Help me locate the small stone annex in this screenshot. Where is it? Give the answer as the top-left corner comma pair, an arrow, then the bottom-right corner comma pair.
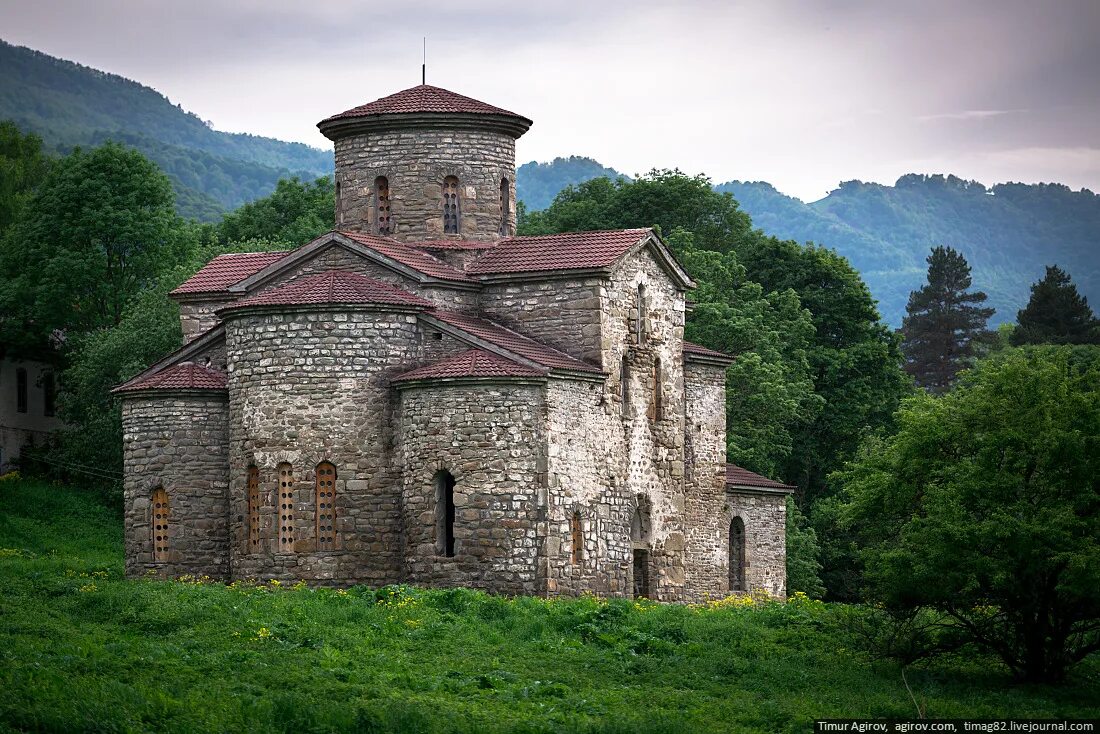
114,84 -> 793,601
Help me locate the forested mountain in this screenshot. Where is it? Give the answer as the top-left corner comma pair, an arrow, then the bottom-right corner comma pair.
516,156 -> 626,211
0,40 -> 332,220
717,176 -> 1100,326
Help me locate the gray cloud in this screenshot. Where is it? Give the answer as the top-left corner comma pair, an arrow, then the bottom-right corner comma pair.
2,0 -> 1098,201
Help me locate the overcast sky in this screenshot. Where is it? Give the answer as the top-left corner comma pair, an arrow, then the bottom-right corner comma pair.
3,0 -> 1099,202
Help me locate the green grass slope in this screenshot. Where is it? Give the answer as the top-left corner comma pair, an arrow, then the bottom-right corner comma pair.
1,478 -> 1096,733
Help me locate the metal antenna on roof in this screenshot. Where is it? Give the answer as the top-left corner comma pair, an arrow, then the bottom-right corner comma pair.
422,37 -> 426,85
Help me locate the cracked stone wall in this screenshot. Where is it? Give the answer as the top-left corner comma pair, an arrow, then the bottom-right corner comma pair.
335,128 -> 516,243
224,308 -> 422,584
396,381 -> 545,595
121,394 -> 230,579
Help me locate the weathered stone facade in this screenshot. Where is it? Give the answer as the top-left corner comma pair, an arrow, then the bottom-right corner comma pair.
116,84 -> 791,600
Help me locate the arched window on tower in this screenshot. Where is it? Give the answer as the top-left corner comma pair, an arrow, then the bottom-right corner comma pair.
277,462 -> 294,553
499,177 -> 511,237
315,462 -> 336,550
247,465 -> 260,553
636,283 -> 647,344
442,176 -> 460,234
375,176 -> 392,235
570,511 -> 584,566
434,470 -> 456,557
152,486 -> 169,563
729,517 -> 746,592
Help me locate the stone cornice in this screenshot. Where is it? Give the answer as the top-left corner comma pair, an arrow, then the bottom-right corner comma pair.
319,112 -> 532,142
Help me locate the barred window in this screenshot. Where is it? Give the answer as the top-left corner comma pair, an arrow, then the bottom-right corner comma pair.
315,462 -> 336,551
375,176 -> 392,235
277,463 -> 294,552
442,176 -> 460,234
152,487 -> 169,563
247,465 -> 260,553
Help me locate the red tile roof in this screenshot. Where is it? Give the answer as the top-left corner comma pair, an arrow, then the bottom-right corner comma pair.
394,349 -> 545,383
466,229 -> 651,275
726,464 -> 795,491
115,362 -> 227,393
170,251 -> 290,296
322,85 -> 528,122
429,310 -> 602,374
683,341 -> 734,361
415,239 -> 499,251
340,230 -> 473,282
223,271 -> 432,311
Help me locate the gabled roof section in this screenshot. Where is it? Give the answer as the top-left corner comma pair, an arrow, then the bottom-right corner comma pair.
726,464 -> 795,493
424,310 -> 603,375
113,362 -> 227,394
683,340 -> 734,364
221,271 -> 433,313
324,85 -> 526,121
466,228 -> 695,289
339,231 -> 474,282
113,324 -> 226,393
393,349 -> 545,384
170,251 -> 290,297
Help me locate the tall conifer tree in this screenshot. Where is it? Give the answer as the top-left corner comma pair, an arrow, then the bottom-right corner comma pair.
1011,265 -> 1100,345
900,246 -> 994,392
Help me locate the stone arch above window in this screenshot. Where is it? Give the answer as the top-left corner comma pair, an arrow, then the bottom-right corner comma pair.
434,469 -> 456,557
152,486 -> 169,563
499,177 -> 511,237
729,516 -> 746,592
315,462 -> 336,551
375,176 -> 392,235
277,462 -> 294,553
570,510 -> 584,566
247,465 -> 260,553
442,176 -> 460,235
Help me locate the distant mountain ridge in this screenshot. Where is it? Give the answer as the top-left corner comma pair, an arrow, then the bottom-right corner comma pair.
0,40 -> 333,219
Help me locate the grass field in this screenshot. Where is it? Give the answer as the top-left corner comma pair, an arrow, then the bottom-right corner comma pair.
1,477 -> 1097,733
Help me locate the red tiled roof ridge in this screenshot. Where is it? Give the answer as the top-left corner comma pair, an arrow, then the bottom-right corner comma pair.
683,340 -> 733,360
322,84 -> 528,123
465,228 -> 653,276
171,250 -> 291,296
115,361 -> 227,393
394,348 -> 545,383
725,464 -> 795,491
224,270 -> 433,311
338,230 -> 474,282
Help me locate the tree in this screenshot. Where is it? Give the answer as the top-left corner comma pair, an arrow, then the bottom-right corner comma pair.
1011,265 -> 1100,346
785,497 -> 824,598
900,246 -> 994,392
0,121 -> 50,235
677,231 -> 822,477
0,142 -> 186,352
834,346 -> 1100,682
216,176 -> 335,246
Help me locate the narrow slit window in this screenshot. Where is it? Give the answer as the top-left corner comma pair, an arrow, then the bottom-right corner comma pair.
442,176 -> 460,234
620,353 -> 630,415
651,357 -> 663,421
43,371 -> 56,417
247,465 -> 260,553
315,462 -> 336,551
16,368 -> 27,414
570,511 -> 583,566
636,283 -> 647,344
152,487 -> 169,563
499,177 -> 511,236
335,180 -> 342,225
375,176 -> 391,235
729,517 -> 746,592
277,462 -> 294,552
435,470 -> 456,557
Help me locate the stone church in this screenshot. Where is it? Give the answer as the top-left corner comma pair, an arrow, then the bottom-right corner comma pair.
115,84 -> 793,601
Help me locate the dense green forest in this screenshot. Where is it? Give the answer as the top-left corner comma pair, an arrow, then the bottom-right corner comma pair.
516,156 -> 627,211
0,40 -> 332,219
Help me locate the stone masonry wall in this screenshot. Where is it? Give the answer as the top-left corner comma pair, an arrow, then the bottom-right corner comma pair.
682,360 -> 730,600
396,381 -> 545,596
225,308 -> 422,585
335,128 -> 516,243
121,394 -> 230,579
727,491 -> 787,597
479,279 -> 606,367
